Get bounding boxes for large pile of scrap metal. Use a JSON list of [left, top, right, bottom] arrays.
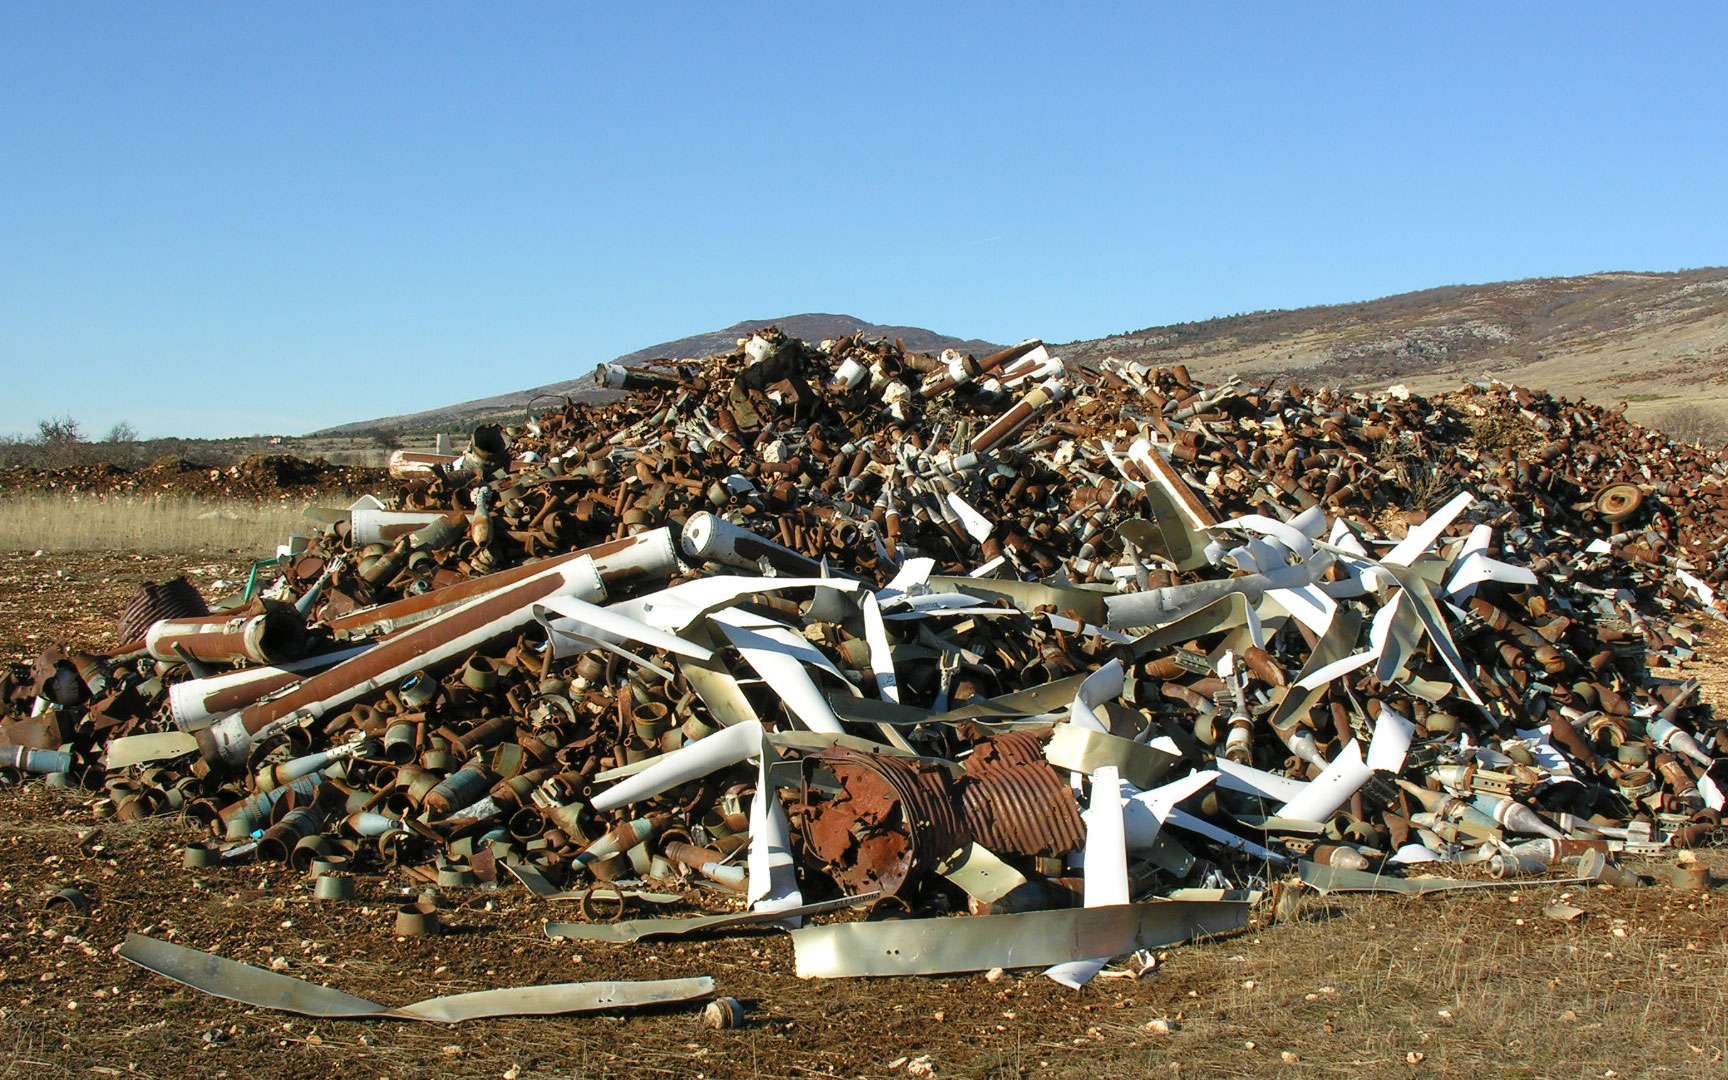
[[5, 328, 1728, 996]]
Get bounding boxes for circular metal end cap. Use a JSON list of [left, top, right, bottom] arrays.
[[679, 512, 716, 558], [1594, 484, 1643, 523]]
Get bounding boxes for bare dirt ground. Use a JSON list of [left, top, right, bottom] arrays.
[[2, 551, 1726, 1080]]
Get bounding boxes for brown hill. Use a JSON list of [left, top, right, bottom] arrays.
[[1058, 268, 1728, 428]]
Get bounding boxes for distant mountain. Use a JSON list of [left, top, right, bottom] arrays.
[[316, 315, 1002, 435], [1056, 268, 1728, 427]]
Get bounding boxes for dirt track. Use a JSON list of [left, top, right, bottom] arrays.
[[1, 552, 1726, 1080]]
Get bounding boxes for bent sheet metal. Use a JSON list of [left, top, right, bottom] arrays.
[[790, 898, 1251, 978], [118, 934, 712, 1022], [546, 893, 878, 944]]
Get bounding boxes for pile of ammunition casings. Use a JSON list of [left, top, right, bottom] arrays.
[[5, 327, 1726, 1007]]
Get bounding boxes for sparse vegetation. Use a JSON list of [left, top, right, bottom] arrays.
[[1373, 430, 1459, 510], [1063, 269, 1728, 433], [1654, 403, 1728, 448], [35, 414, 84, 449], [358, 426, 404, 451], [1467, 406, 1543, 453], [0, 423, 414, 470], [0, 764, 1719, 1078]]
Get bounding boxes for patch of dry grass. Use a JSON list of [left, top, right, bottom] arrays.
[[1128, 876, 1728, 1079], [0, 495, 303, 555]]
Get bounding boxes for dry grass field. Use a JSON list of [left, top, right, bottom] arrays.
[[0, 495, 308, 555]]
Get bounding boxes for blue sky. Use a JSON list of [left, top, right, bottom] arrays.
[[2, 4, 1724, 437]]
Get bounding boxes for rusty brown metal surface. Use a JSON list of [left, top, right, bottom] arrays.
[[117, 577, 209, 644], [960, 738, 1086, 859], [801, 737, 1083, 898], [802, 747, 966, 898]]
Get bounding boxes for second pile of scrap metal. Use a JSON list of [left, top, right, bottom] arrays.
[[7, 326, 1728, 988]]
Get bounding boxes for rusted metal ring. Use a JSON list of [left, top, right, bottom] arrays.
[[314, 873, 355, 901], [703, 996, 747, 1029], [579, 885, 627, 923], [45, 886, 91, 917], [1594, 484, 1643, 523], [394, 904, 439, 937], [1616, 768, 1658, 800]]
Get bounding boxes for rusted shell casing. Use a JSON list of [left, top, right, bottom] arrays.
[[258, 807, 324, 863], [394, 904, 439, 936], [321, 529, 676, 640], [146, 602, 310, 667], [387, 450, 463, 479], [314, 873, 356, 900], [423, 764, 497, 818]]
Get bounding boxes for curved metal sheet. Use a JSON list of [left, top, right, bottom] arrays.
[[790, 899, 1251, 979], [1044, 723, 1182, 791], [118, 933, 712, 1022], [393, 977, 714, 1023], [546, 893, 876, 944]]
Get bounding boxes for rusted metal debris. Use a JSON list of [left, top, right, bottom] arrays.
[[4, 326, 1728, 995], [117, 577, 210, 646]]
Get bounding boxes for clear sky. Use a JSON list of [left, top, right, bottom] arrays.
[[3, 4, 1724, 438]]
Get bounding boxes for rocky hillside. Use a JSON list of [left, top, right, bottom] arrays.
[[1059, 268, 1728, 427]]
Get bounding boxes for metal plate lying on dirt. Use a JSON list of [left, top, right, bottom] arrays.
[[545, 893, 878, 944], [1298, 861, 1594, 895], [789, 899, 1251, 978], [118, 933, 713, 1022]]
